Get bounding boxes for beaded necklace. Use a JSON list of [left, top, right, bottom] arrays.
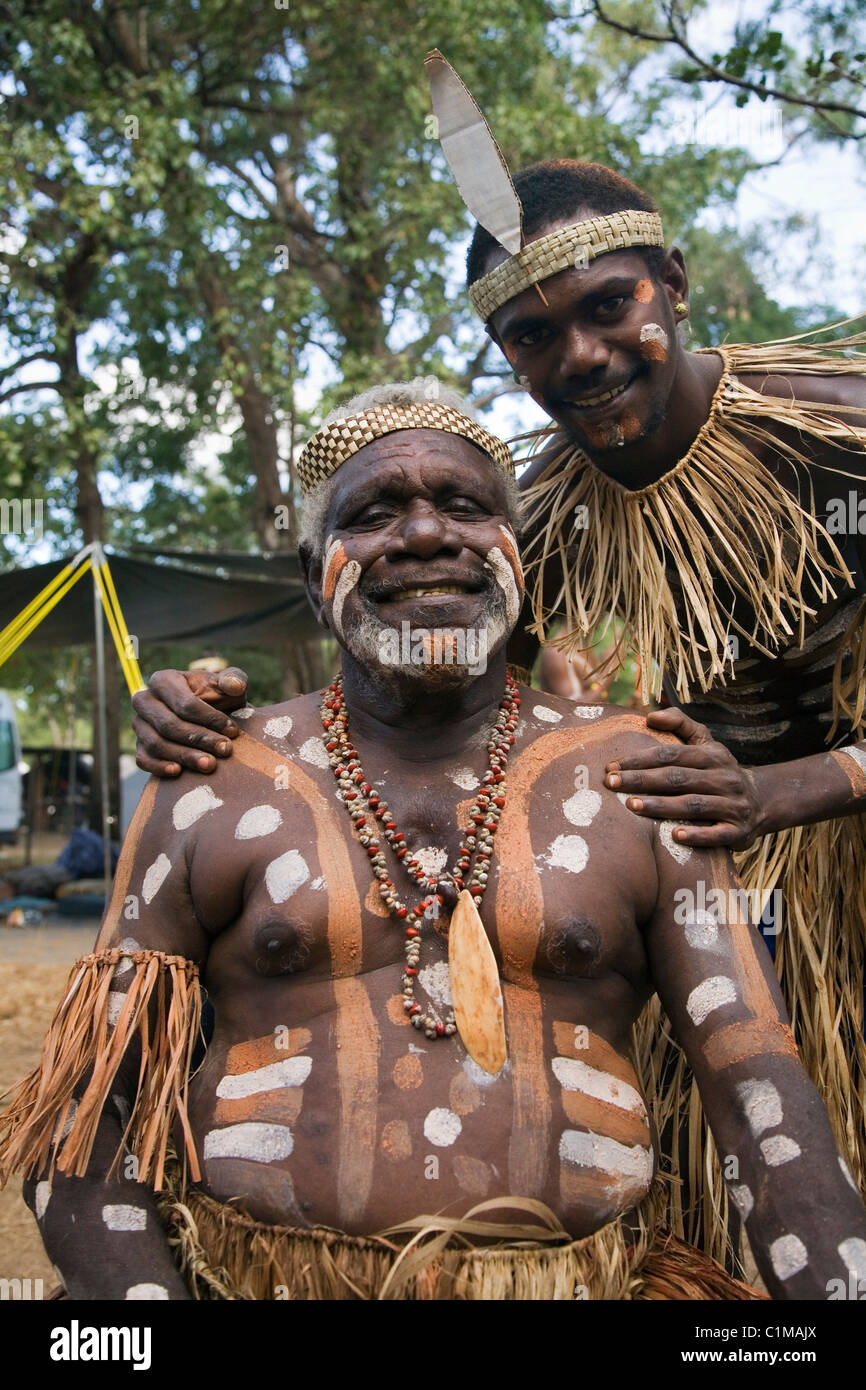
[[321, 672, 520, 1045]]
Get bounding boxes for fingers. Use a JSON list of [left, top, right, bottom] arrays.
[[614, 786, 753, 837], [644, 708, 715, 744], [659, 821, 754, 850], [136, 674, 240, 739], [131, 697, 235, 768], [604, 764, 742, 797], [216, 667, 248, 699]]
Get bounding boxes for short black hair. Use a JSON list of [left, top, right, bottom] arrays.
[[466, 159, 665, 295]]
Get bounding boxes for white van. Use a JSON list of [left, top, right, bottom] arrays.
[[0, 691, 22, 842]]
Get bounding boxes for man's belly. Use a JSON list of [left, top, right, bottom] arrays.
[[186, 969, 655, 1240]]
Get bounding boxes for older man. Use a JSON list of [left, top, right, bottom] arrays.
[[2, 383, 864, 1300]]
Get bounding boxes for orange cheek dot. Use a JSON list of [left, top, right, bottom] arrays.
[[640, 339, 667, 363], [322, 541, 347, 601], [386, 993, 411, 1027], [392, 1053, 424, 1089], [633, 279, 654, 304]]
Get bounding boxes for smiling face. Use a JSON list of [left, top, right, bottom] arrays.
[[487, 214, 689, 464], [304, 430, 524, 692]]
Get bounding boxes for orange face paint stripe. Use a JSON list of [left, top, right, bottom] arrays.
[[702, 1017, 799, 1072], [559, 1091, 650, 1148], [495, 717, 652, 987], [96, 779, 158, 948], [551, 1022, 639, 1090], [334, 975, 380, 1223], [322, 540, 347, 601], [503, 982, 552, 1195]]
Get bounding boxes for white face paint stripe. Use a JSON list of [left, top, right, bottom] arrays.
[[760, 1134, 801, 1166], [102, 1204, 147, 1232], [736, 1078, 783, 1137], [299, 737, 329, 768], [203, 1123, 294, 1162], [532, 704, 563, 723], [235, 805, 282, 840], [685, 976, 737, 1026], [331, 559, 362, 637], [544, 834, 589, 875], [839, 1237, 866, 1281], [728, 1184, 753, 1221], [142, 854, 171, 904], [35, 1181, 51, 1221], [552, 1057, 647, 1117], [562, 788, 602, 827], [172, 784, 224, 830], [485, 546, 522, 626], [264, 849, 310, 904], [769, 1234, 808, 1280], [558, 1129, 653, 1186], [423, 1108, 462, 1147], [216, 1056, 312, 1100], [125, 1284, 169, 1300], [263, 715, 293, 739]]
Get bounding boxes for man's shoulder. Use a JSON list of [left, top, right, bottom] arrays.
[[518, 691, 670, 756], [735, 366, 866, 416]]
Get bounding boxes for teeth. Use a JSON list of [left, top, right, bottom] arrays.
[[390, 586, 468, 599], [567, 380, 629, 409]]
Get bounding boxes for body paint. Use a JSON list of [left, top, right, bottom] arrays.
[[562, 787, 601, 826], [760, 1135, 801, 1166], [423, 1107, 462, 1147], [453, 1154, 492, 1196], [769, 1234, 808, 1280], [532, 704, 563, 723], [215, 1030, 312, 1125], [126, 1284, 168, 1300], [204, 1122, 295, 1162], [264, 848, 310, 903], [216, 1056, 312, 1099], [639, 322, 668, 363], [235, 805, 282, 840], [736, 1077, 783, 1136], [830, 746, 866, 797], [102, 1205, 147, 1231], [381, 1119, 411, 1162], [502, 984, 551, 1194], [331, 560, 362, 641], [172, 784, 224, 830], [686, 975, 738, 1026], [633, 279, 654, 304], [543, 834, 589, 875], [449, 1071, 481, 1115], [321, 537, 346, 601], [299, 736, 330, 768], [141, 854, 171, 904], [263, 715, 293, 739], [485, 546, 523, 627], [702, 1017, 798, 1070], [392, 1053, 423, 1090]]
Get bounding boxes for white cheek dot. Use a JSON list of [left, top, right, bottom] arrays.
[[204, 1122, 295, 1162], [141, 854, 171, 904], [736, 1078, 783, 1137], [125, 1283, 169, 1300], [265, 849, 310, 904], [102, 1204, 147, 1232], [659, 821, 692, 864], [35, 1181, 51, 1221], [543, 834, 589, 875], [235, 805, 282, 840], [769, 1234, 808, 1280], [562, 788, 602, 827], [685, 976, 737, 1026], [263, 715, 293, 740], [423, 1108, 462, 1148], [839, 1237, 866, 1281], [533, 704, 563, 723], [728, 1184, 753, 1221], [760, 1134, 801, 1166], [684, 910, 719, 949], [173, 784, 224, 830], [299, 737, 329, 768]]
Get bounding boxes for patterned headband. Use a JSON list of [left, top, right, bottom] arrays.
[[468, 210, 665, 322], [297, 401, 515, 494]]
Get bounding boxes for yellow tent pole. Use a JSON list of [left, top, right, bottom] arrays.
[[91, 554, 146, 696], [0, 543, 94, 656], [0, 559, 93, 666]]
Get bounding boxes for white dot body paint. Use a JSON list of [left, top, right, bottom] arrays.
[[544, 834, 589, 875], [760, 1135, 801, 1166], [126, 1283, 169, 1300], [141, 854, 171, 904], [299, 737, 329, 769], [35, 1181, 51, 1221], [840, 1156, 859, 1191], [558, 1130, 653, 1187], [423, 1108, 462, 1147], [263, 715, 293, 740], [769, 1234, 808, 1281], [562, 788, 602, 827], [574, 704, 604, 720], [736, 1078, 784, 1137], [112, 938, 141, 978], [216, 1056, 312, 1100], [684, 910, 719, 950], [533, 704, 563, 724], [728, 1184, 754, 1221], [172, 784, 224, 830], [331, 559, 362, 640], [54, 1098, 78, 1144], [551, 1058, 647, 1118], [310, 876, 325, 891], [204, 1122, 294, 1162], [659, 821, 692, 864], [839, 1237, 866, 1281], [107, 991, 127, 1028], [639, 322, 669, 350], [417, 960, 453, 1010], [264, 849, 310, 904], [102, 1204, 147, 1232], [235, 805, 282, 840], [450, 767, 479, 790], [686, 976, 737, 1026], [413, 846, 448, 880], [232, 706, 256, 720], [485, 547, 522, 626]]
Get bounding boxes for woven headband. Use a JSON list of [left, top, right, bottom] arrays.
[[297, 401, 515, 494], [468, 211, 665, 322]]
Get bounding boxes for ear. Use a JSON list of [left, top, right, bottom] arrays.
[[658, 247, 689, 317], [299, 539, 330, 631]]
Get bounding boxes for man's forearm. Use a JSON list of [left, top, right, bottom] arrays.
[[757, 742, 866, 835]]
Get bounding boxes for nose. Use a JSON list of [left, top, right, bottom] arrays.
[[384, 501, 462, 561], [557, 325, 610, 382]]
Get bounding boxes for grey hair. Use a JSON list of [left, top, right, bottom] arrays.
[[298, 377, 522, 560]]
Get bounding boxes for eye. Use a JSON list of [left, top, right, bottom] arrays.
[[445, 495, 488, 517], [348, 503, 397, 529], [595, 295, 626, 318], [514, 326, 551, 348]]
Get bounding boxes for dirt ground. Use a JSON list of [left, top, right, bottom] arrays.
[[0, 921, 99, 1285]]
